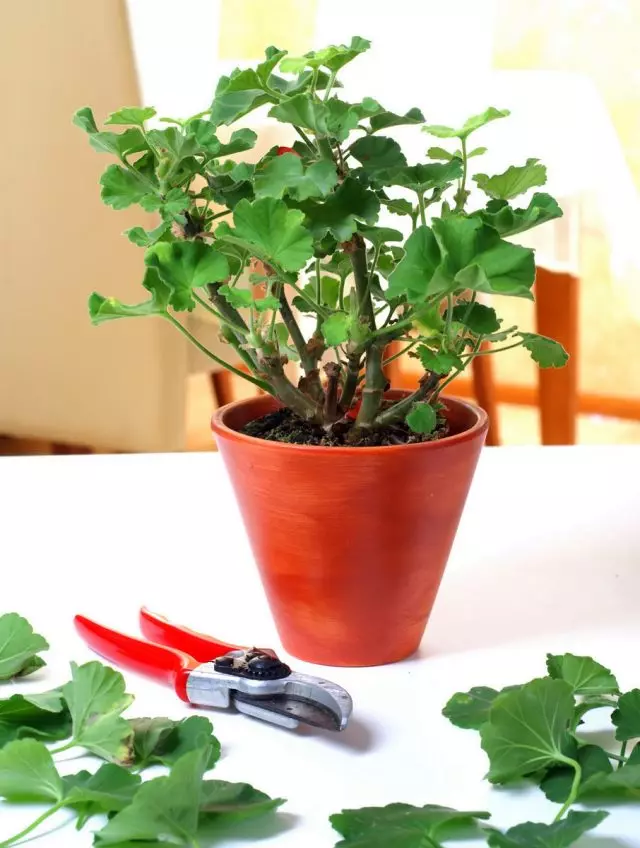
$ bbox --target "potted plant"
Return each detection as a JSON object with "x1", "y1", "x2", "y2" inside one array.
[{"x1": 75, "y1": 36, "x2": 567, "y2": 667}]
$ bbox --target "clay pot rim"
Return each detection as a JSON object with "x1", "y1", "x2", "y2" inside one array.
[{"x1": 212, "y1": 394, "x2": 488, "y2": 455}]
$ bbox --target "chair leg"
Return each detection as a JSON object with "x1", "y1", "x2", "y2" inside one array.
[
  {"x1": 471, "y1": 344, "x2": 501, "y2": 446},
  {"x1": 210, "y1": 370, "x2": 238, "y2": 408},
  {"x1": 535, "y1": 268, "x2": 579, "y2": 445}
]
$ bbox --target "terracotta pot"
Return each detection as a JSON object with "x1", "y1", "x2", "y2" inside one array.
[{"x1": 211, "y1": 393, "x2": 488, "y2": 667}]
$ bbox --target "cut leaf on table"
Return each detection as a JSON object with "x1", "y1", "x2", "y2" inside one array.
[
  {"x1": 0, "y1": 613, "x2": 49, "y2": 680},
  {"x1": 480, "y1": 678, "x2": 577, "y2": 783},
  {"x1": 330, "y1": 803, "x2": 490, "y2": 847},
  {"x1": 486, "y1": 809, "x2": 608, "y2": 848},
  {"x1": 61, "y1": 661, "x2": 135, "y2": 764},
  {"x1": 0, "y1": 689, "x2": 72, "y2": 746}
]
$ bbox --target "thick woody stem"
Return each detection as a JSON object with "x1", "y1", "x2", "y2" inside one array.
[
  {"x1": 373, "y1": 371, "x2": 442, "y2": 428},
  {"x1": 354, "y1": 342, "x2": 387, "y2": 428},
  {"x1": 323, "y1": 362, "x2": 342, "y2": 424}
]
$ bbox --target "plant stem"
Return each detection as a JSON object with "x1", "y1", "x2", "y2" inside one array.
[
  {"x1": 206, "y1": 283, "x2": 250, "y2": 334},
  {"x1": 340, "y1": 354, "x2": 361, "y2": 411},
  {"x1": 257, "y1": 354, "x2": 320, "y2": 421},
  {"x1": 278, "y1": 290, "x2": 316, "y2": 376},
  {"x1": 0, "y1": 802, "x2": 65, "y2": 847},
  {"x1": 293, "y1": 125, "x2": 316, "y2": 152},
  {"x1": 554, "y1": 757, "x2": 582, "y2": 822},
  {"x1": 417, "y1": 193, "x2": 427, "y2": 227},
  {"x1": 192, "y1": 291, "x2": 248, "y2": 337},
  {"x1": 618, "y1": 741, "x2": 628, "y2": 769},
  {"x1": 165, "y1": 314, "x2": 273, "y2": 393},
  {"x1": 444, "y1": 294, "x2": 454, "y2": 349},
  {"x1": 287, "y1": 281, "x2": 330, "y2": 319},
  {"x1": 49, "y1": 740, "x2": 75, "y2": 755},
  {"x1": 455, "y1": 136, "x2": 468, "y2": 212},
  {"x1": 382, "y1": 340, "x2": 419, "y2": 367},
  {"x1": 349, "y1": 234, "x2": 376, "y2": 328},
  {"x1": 373, "y1": 371, "x2": 441, "y2": 428},
  {"x1": 315, "y1": 257, "x2": 322, "y2": 333},
  {"x1": 606, "y1": 750, "x2": 628, "y2": 764},
  {"x1": 354, "y1": 343, "x2": 386, "y2": 428},
  {"x1": 323, "y1": 70, "x2": 338, "y2": 101}
]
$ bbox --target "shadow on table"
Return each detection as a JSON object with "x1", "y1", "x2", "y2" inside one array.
[{"x1": 295, "y1": 715, "x2": 375, "y2": 753}]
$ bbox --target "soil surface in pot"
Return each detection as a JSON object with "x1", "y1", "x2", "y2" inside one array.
[{"x1": 241, "y1": 406, "x2": 450, "y2": 447}]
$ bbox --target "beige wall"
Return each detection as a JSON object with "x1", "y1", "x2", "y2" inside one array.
[{"x1": 0, "y1": 0, "x2": 187, "y2": 451}]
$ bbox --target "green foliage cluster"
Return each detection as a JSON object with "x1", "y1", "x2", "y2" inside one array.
[{"x1": 76, "y1": 36, "x2": 567, "y2": 436}]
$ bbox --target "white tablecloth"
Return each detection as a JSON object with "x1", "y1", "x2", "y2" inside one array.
[{"x1": 1, "y1": 447, "x2": 639, "y2": 845}]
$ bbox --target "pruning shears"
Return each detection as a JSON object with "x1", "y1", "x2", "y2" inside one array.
[{"x1": 75, "y1": 608, "x2": 353, "y2": 732}]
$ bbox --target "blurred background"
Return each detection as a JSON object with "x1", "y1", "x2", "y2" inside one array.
[{"x1": 2, "y1": 0, "x2": 639, "y2": 454}]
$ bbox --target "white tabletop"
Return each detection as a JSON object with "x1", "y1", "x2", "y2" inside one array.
[{"x1": 1, "y1": 447, "x2": 639, "y2": 846}]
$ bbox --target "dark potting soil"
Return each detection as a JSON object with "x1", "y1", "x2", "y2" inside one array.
[{"x1": 241, "y1": 406, "x2": 450, "y2": 447}]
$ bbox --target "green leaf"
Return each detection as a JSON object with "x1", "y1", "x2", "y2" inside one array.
[
  {"x1": 300, "y1": 178, "x2": 380, "y2": 241},
  {"x1": 474, "y1": 158, "x2": 547, "y2": 200},
  {"x1": 359, "y1": 225, "x2": 404, "y2": 248},
  {"x1": 417, "y1": 347, "x2": 462, "y2": 374},
  {"x1": 218, "y1": 286, "x2": 252, "y2": 308},
  {"x1": 478, "y1": 193, "x2": 563, "y2": 237},
  {"x1": 380, "y1": 196, "x2": 414, "y2": 217},
  {"x1": 446, "y1": 220, "x2": 536, "y2": 299},
  {"x1": 210, "y1": 66, "x2": 276, "y2": 127},
  {"x1": 451, "y1": 302, "x2": 501, "y2": 335},
  {"x1": 254, "y1": 153, "x2": 337, "y2": 201},
  {"x1": 442, "y1": 687, "x2": 502, "y2": 730},
  {"x1": 146, "y1": 126, "x2": 198, "y2": 163},
  {"x1": 0, "y1": 614, "x2": 48, "y2": 680},
  {"x1": 487, "y1": 810, "x2": 608, "y2": 848},
  {"x1": 330, "y1": 803, "x2": 490, "y2": 847},
  {"x1": 377, "y1": 160, "x2": 463, "y2": 193},
  {"x1": 64, "y1": 763, "x2": 141, "y2": 817},
  {"x1": 216, "y1": 197, "x2": 314, "y2": 272},
  {"x1": 0, "y1": 739, "x2": 64, "y2": 803},
  {"x1": 580, "y1": 762, "x2": 640, "y2": 799},
  {"x1": 427, "y1": 146, "x2": 453, "y2": 160},
  {"x1": 62, "y1": 661, "x2": 134, "y2": 765},
  {"x1": 269, "y1": 95, "x2": 361, "y2": 141},
  {"x1": 254, "y1": 295, "x2": 280, "y2": 312},
  {"x1": 612, "y1": 689, "x2": 640, "y2": 741},
  {"x1": 130, "y1": 716, "x2": 221, "y2": 770},
  {"x1": 546, "y1": 653, "x2": 619, "y2": 697},
  {"x1": 100, "y1": 164, "x2": 152, "y2": 210},
  {"x1": 95, "y1": 749, "x2": 207, "y2": 846},
  {"x1": 88, "y1": 128, "x2": 148, "y2": 158},
  {"x1": 424, "y1": 107, "x2": 510, "y2": 140},
  {"x1": 519, "y1": 333, "x2": 569, "y2": 368},
  {"x1": 468, "y1": 146, "x2": 488, "y2": 158},
  {"x1": 406, "y1": 403, "x2": 437, "y2": 435},
  {"x1": 386, "y1": 226, "x2": 445, "y2": 300},
  {"x1": 199, "y1": 779, "x2": 284, "y2": 821},
  {"x1": 321, "y1": 251, "x2": 353, "y2": 282},
  {"x1": 369, "y1": 107, "x2": 425, "y2": 133},
  {"x1": 0, "y1": 690, "x2": 71, "y2": 746},
  {"x1": 187, "y1": 121, "x2": 257, "y2": 157},
  {"x1": 480, "y1": 678, "x2": 576, "y2": 783},
  {"x1": 280, "y1": 36, "x2": 370, "y2": 73},
  {"x1": 125, "y1": 222, "x2": 171, "y2": 247},
  {"x1": 541, "y1": 745, "x2": 613, "y2": 804},
  {"x1": 145, "y1": 241, "x2": 230, "y2": 310},
  {"x1": 89, "y1": 269, "x2": 171, "y2": 325},
  {"x1": 322, "y1": 313, "x2": 350, "y2": 345},
  {"x1": 73, "y1": 107, "x2": 99, "y2": 134},
  {"x1": 105, "y1": 107, "x2": 156, "y2": 126},
  {"x1": 350, "y1": 136, "x2": 407, "y2": 172}
]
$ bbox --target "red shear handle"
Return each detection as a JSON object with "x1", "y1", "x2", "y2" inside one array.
[
  {"x1": 139, "y1": 607, "x2": 251, "y2": 662},
  {"x1": 74, "y1": 615, "x2": 197, "y2": 702}
]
